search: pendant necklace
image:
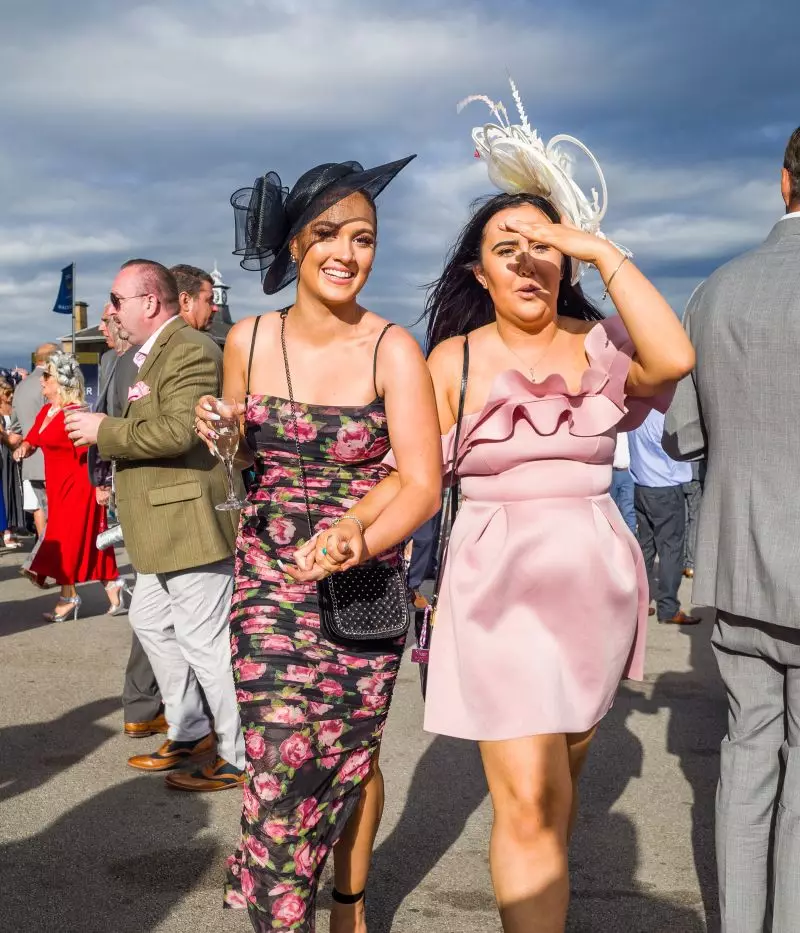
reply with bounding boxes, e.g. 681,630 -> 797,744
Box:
500,325 -> 560,381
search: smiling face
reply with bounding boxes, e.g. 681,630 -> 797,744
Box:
293,191 -> 377,305
474,203 -> 563,327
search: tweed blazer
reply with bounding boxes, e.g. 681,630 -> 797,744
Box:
663,216 -> 800,626
96,316 -> 237,574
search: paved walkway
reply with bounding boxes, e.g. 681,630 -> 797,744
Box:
0,543 -> 724,932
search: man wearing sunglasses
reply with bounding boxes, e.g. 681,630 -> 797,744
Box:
65,258 -> 245,792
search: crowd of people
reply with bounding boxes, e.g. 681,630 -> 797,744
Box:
6,86 -> 800,933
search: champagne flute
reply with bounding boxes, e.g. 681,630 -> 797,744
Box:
211,397 -> 246,511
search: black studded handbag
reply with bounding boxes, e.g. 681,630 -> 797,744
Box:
279,311 -> 410,645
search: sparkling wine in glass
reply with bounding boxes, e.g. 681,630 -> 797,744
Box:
212,397 -> 246,511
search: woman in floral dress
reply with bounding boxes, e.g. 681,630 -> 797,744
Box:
195,158 -> 440,933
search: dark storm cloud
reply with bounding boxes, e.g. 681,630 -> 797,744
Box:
0,0 -> 795,363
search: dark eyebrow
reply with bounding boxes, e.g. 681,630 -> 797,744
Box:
491,238 -> 520,251
310,217 -> 375,233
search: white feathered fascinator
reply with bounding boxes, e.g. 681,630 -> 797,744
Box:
459,78 -> 629,284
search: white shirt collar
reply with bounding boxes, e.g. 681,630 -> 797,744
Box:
779,210 -> 800,222
134,316 -> 178,369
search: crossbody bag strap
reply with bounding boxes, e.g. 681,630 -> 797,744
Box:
246,315 -> 262,397
372,322 -> 395,399
279,309 -> 317,541
430,335 -> 470,606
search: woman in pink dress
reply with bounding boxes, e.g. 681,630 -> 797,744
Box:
303,189 -> 695,932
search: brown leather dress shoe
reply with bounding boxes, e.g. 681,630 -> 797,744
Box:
658,610 -> 700,626
683,568 -> 695,578
124,713 -> 169,738
127,733 -> 216,772
164,757 -> 246,792
648,607 -> 656,617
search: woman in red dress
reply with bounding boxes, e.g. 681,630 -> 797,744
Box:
14,351 -> 122,621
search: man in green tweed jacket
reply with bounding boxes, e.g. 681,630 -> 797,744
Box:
66,259 -> 245,792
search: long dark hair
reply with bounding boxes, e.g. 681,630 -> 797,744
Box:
424,192 -> 602,353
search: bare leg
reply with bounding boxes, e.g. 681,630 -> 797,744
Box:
480,734 -> 574,933
330,750 -> 384,933
104,578 -> 121,609
566,726 -> 597,841
33,508 -> 45,537
52,584 -> 78,615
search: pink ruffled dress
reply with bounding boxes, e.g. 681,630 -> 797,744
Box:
425,315 -> 672,741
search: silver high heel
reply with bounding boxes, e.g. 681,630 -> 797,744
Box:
44,595 -> 82,623
105,578 -> 129,616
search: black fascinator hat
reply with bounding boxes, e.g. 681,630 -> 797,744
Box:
231,155 -> 416,295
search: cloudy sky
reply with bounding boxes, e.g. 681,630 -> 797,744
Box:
1,0 -> 795,366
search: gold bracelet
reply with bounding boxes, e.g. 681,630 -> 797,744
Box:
333,514 -> 365,535
601,254 -> 629,301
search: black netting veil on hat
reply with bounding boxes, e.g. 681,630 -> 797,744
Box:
231,155 -> 416,295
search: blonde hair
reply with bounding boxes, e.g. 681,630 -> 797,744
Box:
45,352 -> 85,407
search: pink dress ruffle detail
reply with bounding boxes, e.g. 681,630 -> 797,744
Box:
418,316 -> 674,741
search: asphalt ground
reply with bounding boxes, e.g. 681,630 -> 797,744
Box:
0,542 -> 723,933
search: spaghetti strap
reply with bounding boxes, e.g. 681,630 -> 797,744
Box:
246,316 -> 262,396
372,322 -> 395,399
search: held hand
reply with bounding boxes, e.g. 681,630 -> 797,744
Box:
318,521 -> 364,572
13,441 -> 32,461
281,522 -> 365,582
96,487 -> 111,507
499,216 -> 620,269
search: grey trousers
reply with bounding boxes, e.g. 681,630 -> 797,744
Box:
129,558 -> 244,768
122,632 -> 163,724
634,484 -> 686,620
712,612 -> 800,933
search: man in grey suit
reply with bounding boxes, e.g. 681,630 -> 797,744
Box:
663,126 -> 800,933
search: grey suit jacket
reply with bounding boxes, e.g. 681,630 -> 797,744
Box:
11,368 -> 46,482
113,348 -> 140,418
88,347 -> 142,486
95,349 -> 117,415
663,216 -> 800,626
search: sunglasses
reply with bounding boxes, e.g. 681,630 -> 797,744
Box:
109,292 -> 150,311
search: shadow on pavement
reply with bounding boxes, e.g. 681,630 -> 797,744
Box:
363,648 -> 722,933
365,736 -> 489,933
0,696 -> 120,803
653,608 -> 726,932
0,589 -> 67,637
0,558 -> 30,585
0,775 -> 218,933
568,682 -> 708,932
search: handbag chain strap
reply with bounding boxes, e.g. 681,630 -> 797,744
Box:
429,336 -> 470,611
279,309 -> 317,541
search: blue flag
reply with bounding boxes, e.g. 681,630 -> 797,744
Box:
52,263 -> 74,314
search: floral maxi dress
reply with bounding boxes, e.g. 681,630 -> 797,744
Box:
225,391 -> 405,933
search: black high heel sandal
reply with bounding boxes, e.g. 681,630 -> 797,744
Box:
332,888 -> 366,905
